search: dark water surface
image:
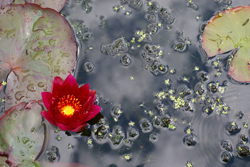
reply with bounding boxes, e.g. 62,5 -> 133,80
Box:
38,0 -> 250,167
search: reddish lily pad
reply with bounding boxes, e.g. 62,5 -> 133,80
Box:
12,0 -> 67,12
34,161 -> 90,167
1,0 -> 67,12
202,6 -> 250,82
0,0 -> 13,7
0,4 -> 77,110
0,100 -> 44,166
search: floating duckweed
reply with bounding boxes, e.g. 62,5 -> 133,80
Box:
183,134 -> 197,146
240,134 -> 248,143
187,1 -> 198,10
197,71 -> 208,82
128,0 -> 143,10
1,81 -> 6,86
149,133 -> 158,142
123,154 -> 131,161
160,115 -> 171,128
82,0 -> 92,13
147,1 -> 160,14
237,111 -> 244,119
165,79 -> 170,85
194,66 -> 199,71
191,99 -> 196,103
170,69 -> 176,74
108,126 -> 125,149
125,11 -> 131,16
56,135 -> 61,141
158,7 -> 175,24
127,127 -> 139,140
186,162 -> 192,167
129,121 -> 135,126
225,122 -> 241,135
186,128 -> 192,134
173,42 -> 187,52
148,23 -> 160,35
140,118 -> 153,133
93,125 -> 109,143
87,138 -> 93,146
68,144 -> 72,149
145,14 -> 156,22
101,38 -> 128,56
243,123 -> 248,128
207,82 -> 218,93
84,62 -> 95,72
46,146 -> 59,162
168,124 -> 176,130
221,140 -> 232,152
221,151 -> 233,163
155,91 -> 167,100
113,6 -> 120,12
237,144 -> 250,157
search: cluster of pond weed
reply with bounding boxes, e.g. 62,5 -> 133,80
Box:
44,0 -> 250,166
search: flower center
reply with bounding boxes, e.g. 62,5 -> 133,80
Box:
57,95 -> 82,117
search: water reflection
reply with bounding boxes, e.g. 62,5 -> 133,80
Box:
37,0 -> 250,166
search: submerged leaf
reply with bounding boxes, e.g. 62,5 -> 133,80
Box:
0,101 -> 44,166
202,6 -> 250,82
0,4 -> 77,110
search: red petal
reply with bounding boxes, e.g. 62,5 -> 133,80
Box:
67,121 -> 82,129
60,81 -> 72,97
64,74 -> 78,87
56,122 -> 72,131
82,105 -> 101,122
41,111 -> 57,126
41,92 -> 52,110
79,84 -> 89,97
55,113 -> 69,125
70,124 -> 87,132
89,90 -> 96,105
71,83 -> 79,96
51,76 -> 64,98
81,96 -> 92,113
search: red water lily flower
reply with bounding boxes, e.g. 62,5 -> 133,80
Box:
41,74 -> 101,132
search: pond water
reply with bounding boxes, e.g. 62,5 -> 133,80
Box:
33,0 -> 250,166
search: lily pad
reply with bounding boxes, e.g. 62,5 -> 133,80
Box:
1,0 -> 67,12
14,0 -> 67,12
0,4 -> 77,110
202,6 -> 250,82
0,0 -> 13,7
34,161 -> 90,167
0,100 -> 44,166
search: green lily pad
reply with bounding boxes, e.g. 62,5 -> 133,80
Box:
202,6 -> 250,82
0,100 -> 44,166
0,4 -> 76,110
1,0 -> 67,12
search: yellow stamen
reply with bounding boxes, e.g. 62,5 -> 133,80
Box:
57,94 -> 82,117
61,105 -> 75,116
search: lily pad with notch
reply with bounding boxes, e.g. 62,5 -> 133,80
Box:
0,4 -> 77,110
202,6 -> 250,83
